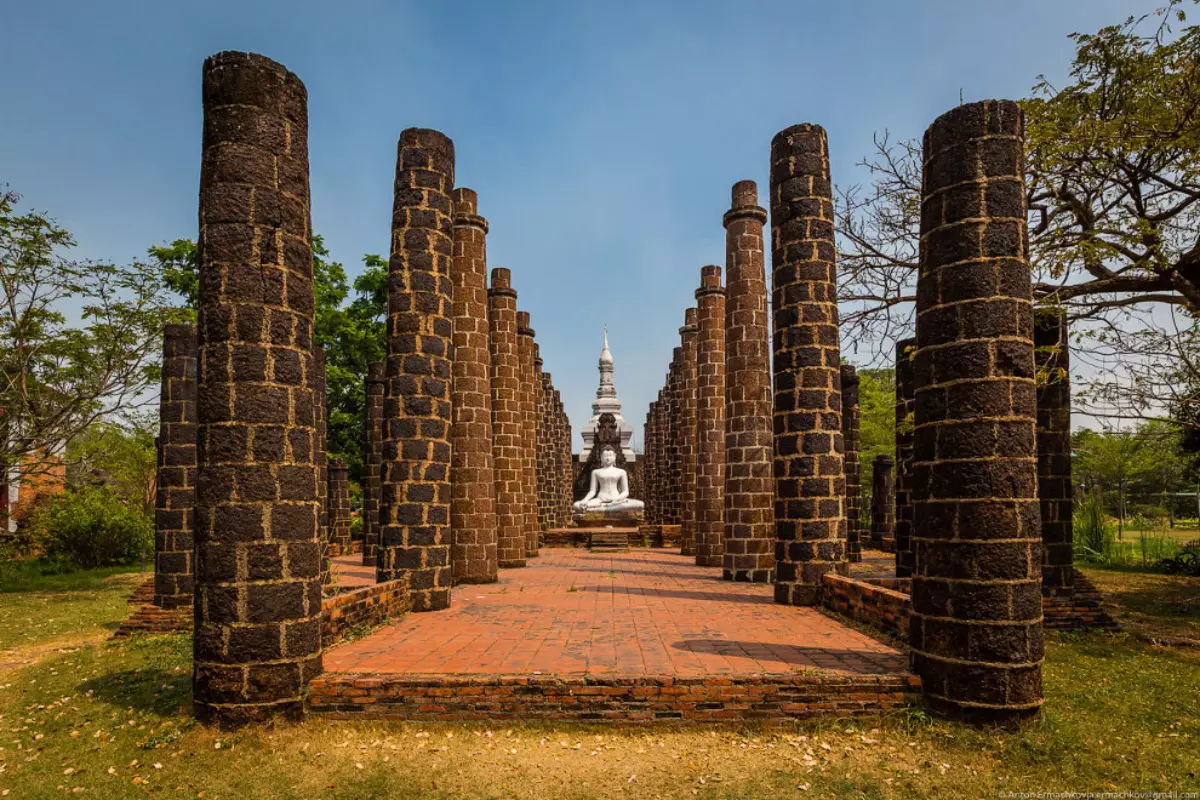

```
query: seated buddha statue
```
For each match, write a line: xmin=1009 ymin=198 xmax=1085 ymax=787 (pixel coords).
xmin=573 ymin=445 xmax=644 ymax=518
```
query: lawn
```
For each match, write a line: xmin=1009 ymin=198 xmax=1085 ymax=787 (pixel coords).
xmin=0 ymin=565 xmax=1196 ymax=798
xmin=1081 ymin=565 xmax=1200 ymax=642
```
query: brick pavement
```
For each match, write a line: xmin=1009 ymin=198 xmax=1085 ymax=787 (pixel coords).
xmin=323 ymin=548 xmax=907 ymax=678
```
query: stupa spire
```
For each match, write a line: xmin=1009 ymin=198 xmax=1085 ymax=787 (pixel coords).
xmin=580 ymin=328 xmax=635 ymax=462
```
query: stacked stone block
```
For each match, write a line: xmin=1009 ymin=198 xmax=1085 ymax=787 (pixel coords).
xmin=769 ymin=123 xmax=846 ymax=606
xmin=910 ymin=100 xmax=1043 ymax=722
xmin=557 ymin=397 xmax=573 ymax=526
xmin=193 ymin=51 xmax=323 ymax=726
xmin=328 ymin=458 xmax=351 ymax=556
xmin=516 ymin=311 xmax=539 ymax=557
xmin=870 ymin=454 xmax=895 ymax=550
xmin=695 ymin=267 xmax=726 ymax=567
xmin=489 ymin=268 xmax=526 ymax=568
xmin=361 ymin=362 xmax=385 ymax=567
xmin=722 ymin=180 xmax=775 ymax=583
xmin=663 ymin=352 xmax=684 ymax=526
xmin=678 ymin=310 xmax=699 ymax=555
xmin=315 ymin=347 xmax=329 ymax=584
xmin=841 ymin=365 xmax=863 ymax=563
xmin=154 ymin=322 xmax=198 ymax=609
xmin=378 ymin=127 xmax=455 ymax=612
xmin=644 ymin=407 xmax=657 ymax=525
xmin=536 ymin=362 xmax=552 ymax=536
xmin=1036 ymin=310 xmax=1073 ymax=595
xmin=894 ymin=338 xmax=917 ymax=576
xmin=450 ymin=188 xmax=498 ymax=583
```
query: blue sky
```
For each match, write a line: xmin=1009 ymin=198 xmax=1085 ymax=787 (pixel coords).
xmin=0 ymin=0 xmax=1138 ymax=447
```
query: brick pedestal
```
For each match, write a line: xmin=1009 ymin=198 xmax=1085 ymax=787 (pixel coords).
xmin=450 ymin=188 xmax=498 ymax=583
xmin=517 ymin=312 xmax=540 ymax=558
xmin=870 ymin=455 xmax=895 ymax=550
xmin=841 ymin=365 xmax=863 ymax=563
xmin=329 ymin=458 xmax=351 ymax=556
xmin=193 ymin=51 xmax=323 ymax=727
xmin=362 ymin=362 xmax=384 ymax=567
xmin=1036 ymin=309 xmax=1073 ymax=595
xmin=894 ymin=338 xmax=916 ymax=577
xmin=722 ymin=181 xmax=775 ymax=583
xmin=378 ymin=127 xmax=455 ymax=612
xmin=695 ymin=267 xmax=726 ymax=567
xmin=489 ymin=268 xmax=526 ymax=568
xmin=769 ymin=123 xmax=846 ymax=606
xmin=154 ymin=323 xmax=198 ymax=609
xmin=909 ymin=100 xmax=1043 ymax=723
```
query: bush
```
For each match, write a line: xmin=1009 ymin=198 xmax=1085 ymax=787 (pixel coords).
xmin=1074 ymin=490 xmax=1115 ymax=564
xmin=1154 ymin=545 xmax=1200 ymax=577
xmin=33 ymin=486 xmax=152 ymax=569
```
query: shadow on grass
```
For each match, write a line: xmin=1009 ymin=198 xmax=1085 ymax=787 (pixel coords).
xmin=0 ymin=559 xmax=146 ymax=594
xmin=79 ymin=664 xmax=192 ymax=714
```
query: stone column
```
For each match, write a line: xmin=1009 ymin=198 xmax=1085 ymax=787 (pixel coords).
xmin=361 ymin=362 xmax=384 ymax=567
xmin=769 ymin=123 xmax=846 ymax=606
xmin=664 ymin=351 xmax=684 ymax=527
xmin=644 ymin=407 xmax=657 ymax=525
xmin=450 ymin=188 xmax=498 ymax=583
xmin=536 ymin=359 xmax=551 ymax=537
xmin=678 ymin=309 xmax=699 ymax=555
xmin=655 ymin=389 xmax=669 ymax=525
xmin=154 ymin=322 xmax=198 ymax=609
xmin=841 ymin=365 xmax=863 ymax=563
xmin=1036 ymin=309 xmax=1073 ymax=595
xmin=723 ymin=180 xmax=775 ymax=583
xmin=516 ymin=311 xmax=539 ymax=558
xmin=910 ymin=100 xmax=1042 ymax=722
xmin=894 ymin=338 xmax=917 ymax=576
xmin=193 ymin=51 xmax=322 ymax=726
xmin=489 ymin=268 xmax=526 ymax=568
xmin=378 ymin=127 xmax=455 ymax=612
xmin=315 ymin=347 xmax=329 ymax=584
xmin=329 ymin=458 xmax=351 ymax=556
xmin=695 ymin=266 xmax=726 ymax=567
xmin=559 ymin=399 xmax=573 ymax=526
xmin=870 ymin=454 xmax=895 ymax=550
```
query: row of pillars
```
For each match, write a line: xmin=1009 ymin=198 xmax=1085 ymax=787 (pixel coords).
xmin=150 ymin=51 xmax=576 ymax=726
xmin=643 ymin=101 xmax=1074 ymax=723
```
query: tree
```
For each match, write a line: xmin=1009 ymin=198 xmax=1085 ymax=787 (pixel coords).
xmin=149 ymin=237 xmax=388 ymax=479
xmin=836 ymin=2 xmax=1200 ymax=423
xmin=855 ymin=366 xmax=896 ymax=502
xmin=65 ymin=415 xmax=158 ymax=514
xmin=1073 ymin=423 xmax=1180 ymax=537
xmin=0 ymin=188 xmax=173 ymax=493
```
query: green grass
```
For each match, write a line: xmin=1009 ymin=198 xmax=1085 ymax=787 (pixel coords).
xmin=1081 ymin=566 xmax=1200 ymax=640
xmin=0 ymin=563 xmax=1197 ymax=797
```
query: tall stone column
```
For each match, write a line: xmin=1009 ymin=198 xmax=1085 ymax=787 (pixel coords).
xmin=378 ymin=127 xmax=455 ymax=612
xmin=1036 ymin=309 xmax=1073 ymax=595
xmin=329 ymin=458 xmax=351 ymax=556
xmin=516 ymin=311 xmax=539 ymax=558
xmin=664 ymin=352 xmax=684 ymax=527
xmin=154 ymin=322 xmax=198 ymax=609
xmin=559 ymin=399 xmax=573 ymax=526
xmin=645 ymin=407 xmax=657 ymax=525
xmin=678 ymin=309 xmax=699 ymax=555
xmin=536 ymin=358 xmax=551 ymax=537
xmin=841 ymin=365 xmax=863 ymax=563
xmin=870 ymin=454 xmax=894 ymax=550
xmin=722 ymin=180 xmax=775 ymax=583
xmin=910 ymin=100 xmax=1042 ymax=722
xmin=450 ymin=188 xmax=498 ymax=583
xmin=315 ymin=347 xmax=329 ymax=585
xmin=362 ymin=362 xmax=384 ymax=567
xmin=489 ymin=268 xmax=526 ymax=568
xmin=894 ymin=338 xmax=917 ymax=576
xmin=193 ymin=51 xmax=322 ymax=726
xmin=769 ymin=123 xmax=846 ymax=606
xmin=695 ymin=266 xmax=726 ymax=567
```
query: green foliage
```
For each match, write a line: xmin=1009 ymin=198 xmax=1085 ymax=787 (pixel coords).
xmin=1155 ymin=544 xmax=1200 ymax=576
xmin=147 ymin=238 xmax=198 ymax=315
xmin=1074 ymin=490 xmax=1115 ymax=564
xmin=855 ymin=366 xmax=895 ymax=497
xmin=34 ymin=485 xmax=153 ymax=569
xmin=65 ymin=417 xmax=157 ymax=512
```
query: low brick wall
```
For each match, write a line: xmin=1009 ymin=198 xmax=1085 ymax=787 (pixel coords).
xmin=1042 ymin=574 xmax=1120 ymax=631
xmin=821 ymin=573 xmax=911 ymax=638
xmin=308 ymin=673 xmax=921 ymax=723
xmin=321 ymin=578 xmax=410 ymax=646
xmin=113 ymin=605 xmax=192 ymax=638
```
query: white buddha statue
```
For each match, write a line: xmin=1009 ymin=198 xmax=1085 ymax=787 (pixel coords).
xmin=573 ymin=446 xmax=644 ymax=515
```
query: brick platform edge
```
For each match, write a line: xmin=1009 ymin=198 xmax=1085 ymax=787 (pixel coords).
xmin=821 ymin=573 xmax=1119 ymax=641
xmin=543 ymin=528 xmax=682 ymax=549
xmin=307 ymin=673 xmax=922 ymax=724
xmin=321 ymin=577 xmax=412 ymax=647
xmin=113 ymin=605 xmax=192 ymax=638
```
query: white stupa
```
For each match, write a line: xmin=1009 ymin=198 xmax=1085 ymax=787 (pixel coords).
xmin=579 ymin=328 xmax=636 ymax=463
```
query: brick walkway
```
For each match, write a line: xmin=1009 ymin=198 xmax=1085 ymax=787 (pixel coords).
xmin=324 ymin=548 xmax=907 ymax=678
xmin=331 ymin=554 xmax=375 ymax=589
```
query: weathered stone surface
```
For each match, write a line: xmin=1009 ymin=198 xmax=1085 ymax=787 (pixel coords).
xmin=378 ymin=127 xmax=455 ymax=612
xmin=315 ymin=347 xmax=329 ymax=584
xmin=194 ymin=51 xmax=323 ymax=727
xmin=154 ymin=323 xmax=198 ymax=609
xmin=695 ymin=266 xmax=726 ymax=567
xmin=1036 ymin=309 xmax=1073 ymax=595
xmin=678 ymin=309 xmax=699 ymax=556
xmin=870 ymin=454 xmax=895 ymax=550
xmin=517 ymin=311 xmax=540 ymax=558
xmin=450 ymin=188 xmax=498 ymax=583
xmin=841 ymin=365 xmax=862 ymax=563
xmin=769 ymin=123 xmax=846 ymax=606
xmin=723 ymin=181 xmax=775 ymax=583
xmin=894 ymin=339 xmax=917 ymax=577
xmin=489 ymin=268 xmax=526 ymax=568
xmin=328 ymin=458 xmax=351 ymax=556
xmin=361 ymin=362 xmax=384 ymax=567
xmin=910 ymin=100 xmax=1043 ymax=723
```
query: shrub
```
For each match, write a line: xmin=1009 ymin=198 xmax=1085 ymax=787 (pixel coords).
xmin=1074 ymin=490 xmax=1115 ymax=564
xmin=33 ymin=485 xmax=152 ymax=569
xmin=1154 ymin=545 xmax=1200 ymax=577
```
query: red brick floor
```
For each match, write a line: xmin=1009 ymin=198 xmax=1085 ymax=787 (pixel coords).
xmin=323 ymin=548 xmax=908 ymax=679
xmin=331 ymin=554 xmax=376 ymax=589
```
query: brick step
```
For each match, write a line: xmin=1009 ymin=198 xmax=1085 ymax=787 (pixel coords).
xmin=308 ymin=672 xmax=923 ymax=724
xmin=113 ymin=604 xmax=192 ymax=638
xmin=588 ymin=532 xmax=631 ymax=551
